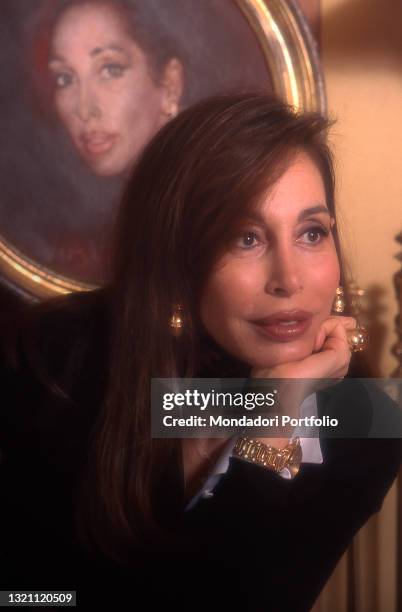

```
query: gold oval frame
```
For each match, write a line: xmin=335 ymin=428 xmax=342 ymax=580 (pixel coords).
xmin=237 ymin=0 xmax=325 ymax=114
xmin=0 ymin=0 xmax=325 ymax=301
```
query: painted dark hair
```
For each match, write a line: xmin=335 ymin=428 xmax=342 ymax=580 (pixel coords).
xmin=75 ymin=92 xmax=347 ymax=564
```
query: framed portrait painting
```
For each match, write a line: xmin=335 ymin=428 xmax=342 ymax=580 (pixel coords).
xmin=0 ymin=0 xmax=325 ymax=300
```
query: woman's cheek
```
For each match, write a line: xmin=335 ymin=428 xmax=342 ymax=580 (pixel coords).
xmin=55 ymin=91 xmax=74 ymax=124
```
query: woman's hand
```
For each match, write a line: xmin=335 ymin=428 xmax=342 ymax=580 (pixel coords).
xmin=251 ymin=315 xmax=356 ymax=381
xmin=249 ymin=316 xmax=356 ymax=446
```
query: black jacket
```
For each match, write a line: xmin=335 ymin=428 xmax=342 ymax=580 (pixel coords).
xmin=0 ymin=289 xmax=401 ymax=611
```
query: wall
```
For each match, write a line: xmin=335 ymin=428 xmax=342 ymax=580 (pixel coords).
xmin=313 ymin=3 xmax=401 ymax=611
xmin=320 ymin=0 xmax=402 ymax=376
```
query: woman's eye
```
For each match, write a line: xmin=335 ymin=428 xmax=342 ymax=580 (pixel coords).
xmin=52 ymin=72 xmax=74 ymax=89
xmin=235 ymin=232 xmax=261 ymax=249
xmin=300 ymin=226 xmax=329 ymax=245
xmin=100 ymin=63 xmax=127 ymax=79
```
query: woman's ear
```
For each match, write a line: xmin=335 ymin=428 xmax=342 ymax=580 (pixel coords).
xmin=159 ymin=58 xmax=184 ymax=119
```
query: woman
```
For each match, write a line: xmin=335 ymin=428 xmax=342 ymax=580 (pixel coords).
xmin=1 ymin=93 xmax=400 ymax=611
xmin=21 ymin=0 xmax=186 ymax=281
xmin=39 ymin=0 xmax=185 ymax=177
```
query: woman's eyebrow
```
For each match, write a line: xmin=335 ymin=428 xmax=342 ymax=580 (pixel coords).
xmin=90 ymin=45 xmax=126 ymax=56
xmin=297 ymin=205 xmax=330 ymax=220
xmin=49 ymin=45 xmax=127 ymax=65
xmin=48 ymin=55 xmax=66 ymax=65
xmin=243 ymin=204 xmax=330 ymax=224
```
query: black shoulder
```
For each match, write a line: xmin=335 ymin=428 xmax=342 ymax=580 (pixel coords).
xmin=360 ymin=379 xmax=402 ymax=437
xmin=318 ymin=378 xmax=402 ymax=438
xmin=318 ymin=378 xmax=401 ymax=513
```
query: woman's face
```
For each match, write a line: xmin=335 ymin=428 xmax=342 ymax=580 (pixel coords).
xmin=48 ymin=3 xmax=182 ymax=177
xmin=200 ymin=152 xmax=340 ymax=370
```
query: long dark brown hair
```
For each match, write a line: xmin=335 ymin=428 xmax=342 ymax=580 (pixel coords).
xmin=77 ymin=92 xmax=345 ymax=563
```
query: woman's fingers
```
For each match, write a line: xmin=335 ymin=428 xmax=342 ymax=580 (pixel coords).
xmin=299 ymin=339 xmax=350 ymax=379
xmin=314 ymin=316 xmax=356 ymax=353
xmin=309 ymin=316 xmax=356 ymax=379
xmin=251 ymin=316 xmax=357 ymax=391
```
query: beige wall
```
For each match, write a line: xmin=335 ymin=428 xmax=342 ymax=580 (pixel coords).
xmin=313 ymin=4 xmax=401 ymax=611
xmin=321 ymin=0 xmax=402 ymax=376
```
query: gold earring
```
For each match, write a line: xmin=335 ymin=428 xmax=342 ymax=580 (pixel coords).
xmin=332 ymin=286 xmax=345 ymax=313
xmin=333 ymin=284 xmax=369 ymax=352
xmin=346 ymin=283 xmax=369 ymax=353
xmin=170 ymin=303 xmax=183 ymax=337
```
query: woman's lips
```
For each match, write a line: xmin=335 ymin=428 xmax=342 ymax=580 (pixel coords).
xmin=80 ymin=132 xmax=117 ymax=157
xmin=251 ymin=310 xmax=313 ymax=342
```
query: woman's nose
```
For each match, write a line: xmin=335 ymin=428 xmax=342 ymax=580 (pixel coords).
xmin=264 ymin=246 xmax=303 ymax=297
xmin=75 ymin=83 xmax=100 ymax=122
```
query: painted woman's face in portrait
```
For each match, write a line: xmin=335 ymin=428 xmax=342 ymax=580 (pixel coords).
xmin=200 ymin=152 xmax=340 ymax=370
xmin=48 ymin=3 xmax=182 ymax=177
